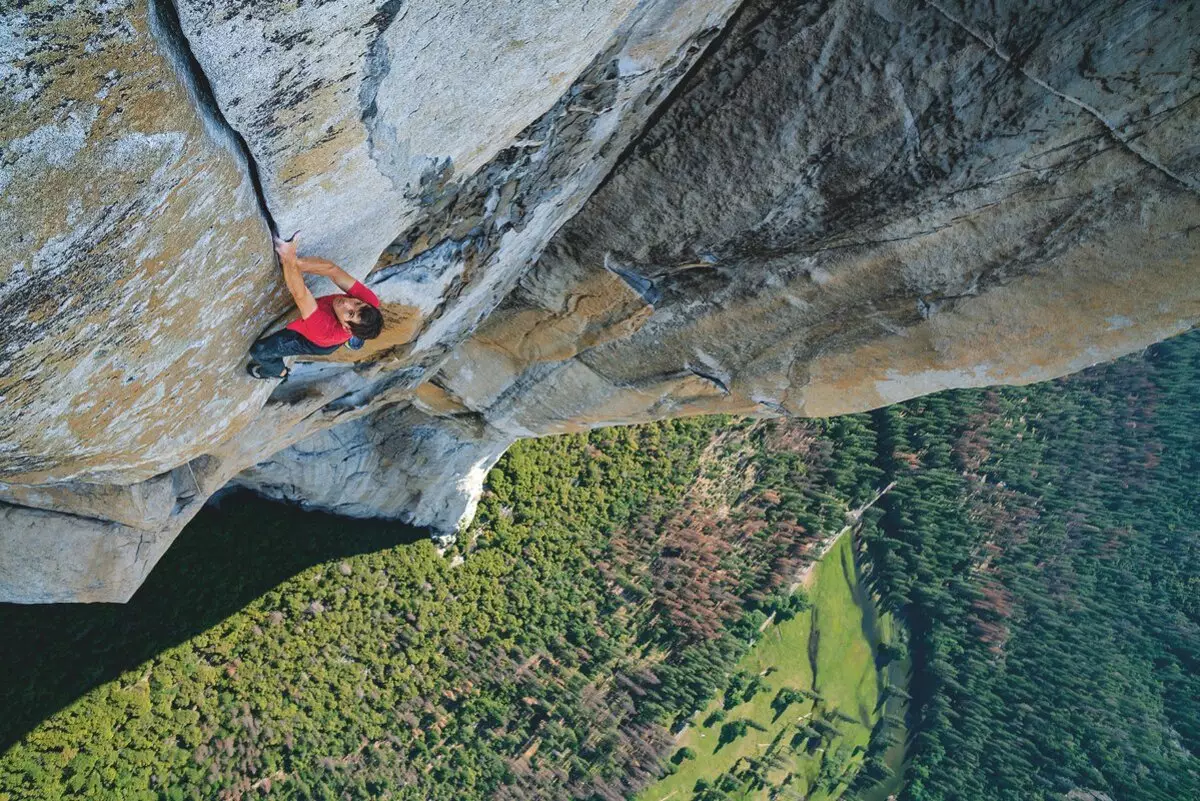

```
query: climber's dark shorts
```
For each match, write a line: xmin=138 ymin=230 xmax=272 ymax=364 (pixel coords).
xmin=249 ymin=329 xmax=340 ymax=377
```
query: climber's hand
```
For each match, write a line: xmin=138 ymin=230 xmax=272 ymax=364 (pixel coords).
xmin=273 ymin=231 xmax=300 ymax=263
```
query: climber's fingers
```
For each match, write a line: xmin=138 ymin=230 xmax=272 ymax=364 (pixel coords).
xmin=273 ymin=231 xmax=300 ymax=259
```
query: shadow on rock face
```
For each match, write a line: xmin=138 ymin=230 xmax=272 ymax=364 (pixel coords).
xmin=0 ymin=492 xmax=427 ymax=753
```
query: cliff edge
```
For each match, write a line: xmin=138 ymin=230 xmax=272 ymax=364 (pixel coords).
xmin=2 ymin=0 xmax=1197 ymax=602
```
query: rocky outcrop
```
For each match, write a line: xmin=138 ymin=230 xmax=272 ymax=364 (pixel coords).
xmin=234 ymin=405 xmax=511 ymax=537
xmin=1 ymin=0 xmax=1197 ymax=602
xmin=430 ymin=0 xmax=1200 ymax=432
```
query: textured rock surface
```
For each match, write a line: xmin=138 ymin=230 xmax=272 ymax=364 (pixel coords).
xmin=431 ymin=0 xmax=1200 ymax=435
xmin=0 ymin=0 xmax=743 ymax=601
xmin=172 ymin=0 xmax=640 ymax=279
xmin=0 ymin=502 xmax=178 ymax=604
xmin=234 ymin=406 xmax=511 ymax=537
xmin=1 ymin=0 xmax=1197 ymax=602
xmin=0 ymin=0 xmax=277 ymax=486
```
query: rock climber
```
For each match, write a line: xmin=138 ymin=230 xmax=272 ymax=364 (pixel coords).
xmin=246 ymin=233 xmax=385 ymax=380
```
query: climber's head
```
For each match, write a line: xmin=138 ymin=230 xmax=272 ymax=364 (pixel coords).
xmin=333 ymin=297 xmax=384 ymax=340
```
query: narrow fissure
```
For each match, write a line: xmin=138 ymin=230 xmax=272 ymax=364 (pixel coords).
xmin=147 ymin=0 xmax=280 ymax=236
xmin=359 ymin=0 xmax=409 ymax=190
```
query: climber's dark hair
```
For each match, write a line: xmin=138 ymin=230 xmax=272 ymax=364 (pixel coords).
xmin=350 ymin=305 xmax=384 ymax=340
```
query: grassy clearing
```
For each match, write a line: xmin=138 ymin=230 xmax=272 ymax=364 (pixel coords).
xmin=638 ymin=533 xmax=907 ymax=801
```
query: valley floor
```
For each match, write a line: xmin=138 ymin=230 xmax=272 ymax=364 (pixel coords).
xmin=3 ymin=331 xmax=1198 ymax=800
xmin=639 ymin=531 xmax=908 ymax=801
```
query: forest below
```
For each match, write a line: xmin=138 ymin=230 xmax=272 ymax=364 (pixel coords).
xmin=1 ymin=330 xmax=1197 ymax=801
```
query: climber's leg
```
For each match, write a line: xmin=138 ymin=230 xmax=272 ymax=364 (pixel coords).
xmin=248 ymin=329 xmax=329 ymax=378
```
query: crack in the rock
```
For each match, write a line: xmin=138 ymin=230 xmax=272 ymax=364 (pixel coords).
xmin=686 ymin=364 xmax=731 ymax=394
xmin=603 ymin=254 xmax=662 ymax=305
xmin=359 ymin=0 xmax=411 ymax=191
xmin=923 ymin=0 xmax=1199 ymax=197
xmin=147 ymin=0 xmax=280 ymax=235
xmin=133 ymin=531 xmax=147 ymax=569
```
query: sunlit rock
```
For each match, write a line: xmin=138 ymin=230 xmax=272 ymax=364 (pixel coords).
xmin=1 ymin=0 xmax=1196 ymax=602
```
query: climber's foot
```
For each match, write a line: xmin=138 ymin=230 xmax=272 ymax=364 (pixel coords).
xmin=247 ymin=363 xmax=288 ymax=381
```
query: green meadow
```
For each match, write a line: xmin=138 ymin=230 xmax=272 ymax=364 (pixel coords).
xmin=638 ymin=532 xmax=907 ymax=801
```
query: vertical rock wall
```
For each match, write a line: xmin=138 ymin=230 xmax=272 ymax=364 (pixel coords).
xmin=0 ymin=0 xmax=1197 ymax=602
xmin=0 ymin=0 xmax=747 ymax=601
xmin=1 ymin=0 xmax=277 ymax=485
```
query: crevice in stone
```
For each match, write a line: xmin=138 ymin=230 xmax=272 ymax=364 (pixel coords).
xmin=923 ymin=0 xmax=1199 ymax=197
xmin=132 ymin=531 xmax=147 ymax=567
xmin=147 ymin=0 xmax=280 ymax=235
xmin=603 ymin=253 xmax=662 ymax=305
xmin=321 ymin=370 xmax=421 ymax=414
xmin=0 ymin=499 xmax=129 ymax=530
xmin=686 ymin=364 xmax=731 ymax=394
xmin=359 ymin=0 xmax=411 ymax=191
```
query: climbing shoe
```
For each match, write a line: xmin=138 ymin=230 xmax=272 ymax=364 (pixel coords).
xmin=247 ymin=363 xmax=288 ymax=381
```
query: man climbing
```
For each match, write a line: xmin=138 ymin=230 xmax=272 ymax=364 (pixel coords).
xmin=247 ymin=233 xmax=384 ymax=380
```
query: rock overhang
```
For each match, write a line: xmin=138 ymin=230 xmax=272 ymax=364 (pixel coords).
xmin=1 ymin=0 xmax=1197 ymax=603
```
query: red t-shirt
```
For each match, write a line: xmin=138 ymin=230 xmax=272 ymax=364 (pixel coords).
xmin=286 ymin=281 xmax=380 ymax=347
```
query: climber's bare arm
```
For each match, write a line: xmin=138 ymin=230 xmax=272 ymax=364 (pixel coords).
xmin=297 ymin=256 xmax=357 ymax=293
xmin=274 ymin=236 xmax=318 ymax=319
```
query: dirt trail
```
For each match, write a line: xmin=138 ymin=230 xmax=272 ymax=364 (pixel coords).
xmin=793 ymin=482 xmax=894 ymax=593
xmin=759 ymin=482 xmax=895 ymax=632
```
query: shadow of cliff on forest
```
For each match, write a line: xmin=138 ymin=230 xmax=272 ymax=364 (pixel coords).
xmin=0 ymin=492 xmax=427 ymax=753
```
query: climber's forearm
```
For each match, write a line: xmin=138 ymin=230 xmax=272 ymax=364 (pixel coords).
xmin=281 ymin=252 xmax=318 ymax=319
xmin=296 ymin=256 xmax=335 ymax=276
xmin=298 ymin=256 xmax=357 ymax=293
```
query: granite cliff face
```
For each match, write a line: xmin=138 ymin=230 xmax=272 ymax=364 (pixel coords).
xmin=2 ymin=0 xmax=1197 ymax=602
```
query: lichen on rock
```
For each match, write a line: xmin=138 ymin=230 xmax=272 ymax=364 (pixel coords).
xmin=0 ymin=0 xmax=278 ymax=486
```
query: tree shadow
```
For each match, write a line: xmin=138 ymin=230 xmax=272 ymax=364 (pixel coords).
xmin=0 ymin=491 xmax=428 ymax=753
